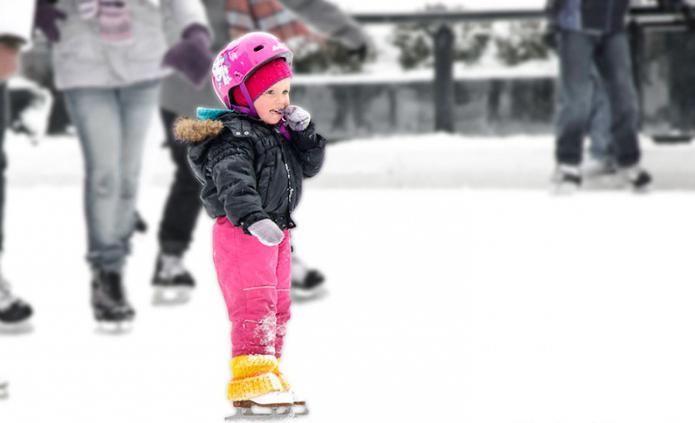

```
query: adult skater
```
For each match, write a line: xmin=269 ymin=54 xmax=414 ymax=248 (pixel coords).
xmin=0 ymin=1 xmax=36 ymax=331
xmin=547 ymin=0 xmax=652 ymax=192
xmin=36 ymin=0 xmax=208 ymax=330
xmin=544 ymin=21 xmax=616 ymax=177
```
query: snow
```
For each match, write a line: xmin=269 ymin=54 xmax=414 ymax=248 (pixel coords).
xmin=4 ymin=126 xmax=695 ymax=423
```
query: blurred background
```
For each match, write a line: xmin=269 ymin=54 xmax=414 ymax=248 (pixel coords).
xmin=4 ymin=1 xmax=695 ymax=423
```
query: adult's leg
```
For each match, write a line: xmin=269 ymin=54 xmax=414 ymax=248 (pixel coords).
xmin=594 ymin=31 xmax=641 ymax=167
xmin=114 ymin=79 xmax=160 ymax=260
xmin=587 ymin=66 xmax=614 ymax=162
xmin=555 ymin=30 xmax=596 ymax=165
xmin=63 ymin=87 xmax=124 ymax=271
xmin=0 ymin=83 xmax=7 ymax=253
xmin=157 ymin=108 xmax=203 ymax=256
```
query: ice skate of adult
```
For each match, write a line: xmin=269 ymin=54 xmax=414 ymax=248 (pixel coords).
xmin=290 ymin=256 xmax=326 ymax=302
xmin=0 ymin=278 xmax=34 ymax=334
xmin=151 ymin=254 xmax=195 ymax=306
xmin=91 ymin=269 xmax=135 ymax=334
xmin=552 ymin=164 xmax=582 ymax=195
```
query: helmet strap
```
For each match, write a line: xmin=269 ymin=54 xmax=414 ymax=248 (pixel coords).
xmin=237 ymin=82 xmax=258 ymax=117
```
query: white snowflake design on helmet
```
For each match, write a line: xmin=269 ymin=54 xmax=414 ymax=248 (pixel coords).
xmin=212 ymin=56 xmax=231 ymax=86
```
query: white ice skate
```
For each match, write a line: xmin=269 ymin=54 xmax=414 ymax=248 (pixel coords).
xmin=552 ymin=164 xmax=582 ymax=195
xmin=226 ymin=391 xmax=297 ymax=420
xmin=288 ymin=390 xmax=309 ymax=417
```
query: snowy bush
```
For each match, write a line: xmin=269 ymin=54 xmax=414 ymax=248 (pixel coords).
xmin=390 ymin=5 xmax=549 ymax=69
xmin=494 ymin=20 xmax=549 ymax=66
xmin=291 ymin=40 xmax=369 ymax=74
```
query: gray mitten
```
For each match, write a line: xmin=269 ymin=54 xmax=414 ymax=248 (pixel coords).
xmin=248 ymin=219 xmax=284 ymax=246
xmin=282 ymin=105 xmax=311 ymax=131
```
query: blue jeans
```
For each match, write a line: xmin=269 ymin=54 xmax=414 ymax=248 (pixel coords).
xmin=587 ymin=68 xmax=613 ymax=162
xmin=64 ymin=80 xmax=160 ymax=272
xmin=555 ymin=30 xmax=640 ymax=167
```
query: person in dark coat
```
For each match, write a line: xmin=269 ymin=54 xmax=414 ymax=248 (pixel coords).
xmin=547 ymin=0 xmax=652 ymax=192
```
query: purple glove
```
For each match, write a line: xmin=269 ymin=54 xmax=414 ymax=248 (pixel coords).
xmin=281 ymin=105 xmax=311 ymax=132
xmin=162 ymin=24 xmax=214 ymax=87
xmin=248 ymin=219 xmax=284 ymax=246
xmin=35 ymin=0 xmax=67 ymax=42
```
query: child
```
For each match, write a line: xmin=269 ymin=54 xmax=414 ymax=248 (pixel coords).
xmin=174 ymin=32 xmax=326 ymax=416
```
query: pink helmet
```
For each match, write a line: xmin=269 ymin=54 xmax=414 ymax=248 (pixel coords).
xmin=211 ymin=32 xmax=294 ymax=110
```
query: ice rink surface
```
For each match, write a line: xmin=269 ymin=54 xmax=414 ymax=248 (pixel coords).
xmin=3 ymin=131 xmax=695 ymax=422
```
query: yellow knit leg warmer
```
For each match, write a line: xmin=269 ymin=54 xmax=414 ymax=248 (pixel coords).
xmin=273 ymin=368 xmax=291 ymax=392
xmin=227 ymin=355 xmax=285 ymax=401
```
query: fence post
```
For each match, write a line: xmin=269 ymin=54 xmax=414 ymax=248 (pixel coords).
xmin=433 ymin=24 xmax=455 ymax=132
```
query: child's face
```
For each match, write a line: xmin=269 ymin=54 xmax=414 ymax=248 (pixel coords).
xmin=253 ymin=78 xmax=291 ymax=125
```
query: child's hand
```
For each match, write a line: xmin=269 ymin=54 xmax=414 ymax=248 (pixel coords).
xmin=248 ymin=219 xmax=284 ymax=246
xmin=281 ymin=105 xmax=311 ymax=132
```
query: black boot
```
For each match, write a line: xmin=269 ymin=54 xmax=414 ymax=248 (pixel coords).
xmin=291 ymin=256 xmax=326 ymax=300
xmin=91 ymin=269 xmax=135 ymax=323
xmin=0 ymin=278 xmax=33 ymax=327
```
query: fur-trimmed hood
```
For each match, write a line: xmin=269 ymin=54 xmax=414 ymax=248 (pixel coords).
xmin=174 ymin=118 xmax=225 ymax=144
xmin=173 ymin=108 xmax=230 ymax=144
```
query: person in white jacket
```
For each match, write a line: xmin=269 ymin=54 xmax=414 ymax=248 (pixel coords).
xmin=35 ymin=0 xmax=209 ymax=329
xmin=0 ymin=2 xmax=37 ymax=330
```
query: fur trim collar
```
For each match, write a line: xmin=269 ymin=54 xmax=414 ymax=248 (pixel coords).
xmin=173 ymin=117 xmax=225 ymax=144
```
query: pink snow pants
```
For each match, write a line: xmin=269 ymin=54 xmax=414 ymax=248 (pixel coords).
xmin=212 ymin=217 xmax=292 ymax=358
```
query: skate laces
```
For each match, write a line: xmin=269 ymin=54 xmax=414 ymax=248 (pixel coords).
xmin=158 ymin=254 xmax=188 ymax=279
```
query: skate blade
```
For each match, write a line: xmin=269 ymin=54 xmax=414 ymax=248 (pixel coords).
xmin=551 ymin=182 xmax=580 ymax=196
xmin=95 ymin=320 xmax=133 ymax=335
xmin=291 ymin=403 xmax=309 ymax=417
xmin=291 ymin=287 xmax=328 ymax=303
xmin=152 ymin=287 xmax=192 ymax=306
xmin=225 ymin=404 xmax=294 ymax=420
xmin=0 ymin=320 xmax=34 ymax=335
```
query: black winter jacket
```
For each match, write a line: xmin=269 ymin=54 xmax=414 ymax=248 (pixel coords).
xmin=177 ymin=111 xmax=326 ymax=232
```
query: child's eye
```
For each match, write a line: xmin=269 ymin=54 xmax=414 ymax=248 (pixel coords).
xmin=266 ymin=90 xmax=274 ymax=95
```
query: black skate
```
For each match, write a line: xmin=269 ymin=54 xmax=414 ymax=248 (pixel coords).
xmin=290 ymin=257 xmax=326 ymax=302
xmin=617 ymin=165 xmax=652 ymax=192
xmin=151 ymin=254 xmax=195 ymax=306
xmin=91 ymin=269 xmax=135 ymax=333
xmin=0 ymin=279 xmax=33 ymax=334
xmin=226 ymin=392 xmax=297 ymax=420
xmin=552 ymin=164 xmax=582 ymax=195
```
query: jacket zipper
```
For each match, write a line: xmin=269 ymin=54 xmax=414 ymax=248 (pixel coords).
xmin=275 ymin=128 xmax=294 ymax=212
